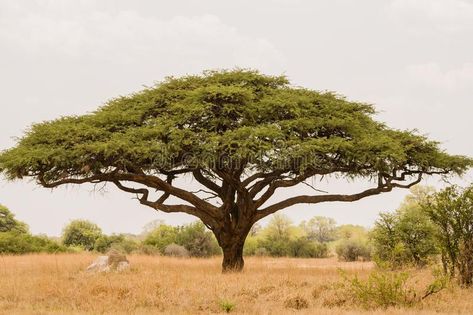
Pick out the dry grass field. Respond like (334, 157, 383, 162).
(0, 254, 472, 314)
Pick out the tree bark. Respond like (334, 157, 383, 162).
(221, 241, 245, 273)
(215, 225, 250, 273)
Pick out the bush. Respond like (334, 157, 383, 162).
(133, 244, 160, 256)
(243, 235, 259, 256)
(175, 222, 220, 257)
(300, 216, 337, 243)
(144, 221, 220, 257)
(94, 234, 138, 254)
(0, 231, 68, 254)
(341, 271, 417, 309)
(336, 239, 371, 262)
(62, 220, 102, 250)
(164, 243, 189, 257)
(143, 224, 179, 253)
(422, 185, 473, 286)
(0, 205, 28, 233)
(288, 237, 328, 258)
(371, 188, 438, 268)
(219, 299, 236, 313)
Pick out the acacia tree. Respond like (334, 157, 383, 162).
(0, 70, 470, 272)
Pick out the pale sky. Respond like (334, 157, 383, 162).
(0, 0, 472, 236)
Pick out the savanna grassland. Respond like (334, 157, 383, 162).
(0, 254, 472, 315)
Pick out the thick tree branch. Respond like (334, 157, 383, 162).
(255, 172, 423, 221)
(112, 180, 219, 227)
(37, 170, 221, 219)
(192, 169, 222, 196)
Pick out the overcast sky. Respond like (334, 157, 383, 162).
(1, 0, 472, 236)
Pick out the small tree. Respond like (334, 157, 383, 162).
(176, 221, 220, 257)
(0, 205, 28, 234)
(258, 213, 294, 256)
(336, 238, 371, 261)
(94, 234, 138, 254)
(0, 70, 470, 272)
(371, 189, 437, 268)
(143, 224, 179, 253)
(422, 185, 473, 286)
(300, 216, 336, 243)
(62, 220, 102, 250)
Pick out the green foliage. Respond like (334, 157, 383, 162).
(256, 214, 328, 258)
(143, 224, 179, 252)
(341, 270, 417, 309)
(144, 221, 219, 257)
(0, 231, 68, 254)
(175, 221, 220, 257)
(0, 70, 469, 270)
(218, 299, 236, 313)
(300, 216, 337, 243)
(371, 187, 438, 268)
(336, 224, 367, 240)
(62, 220, 103, 250)
(256, 213, 293, 256)
(0, 205, 67, 254)
(0, 69, 469, 188)
(94, 234, 138, 254)
(422, 185, 473, 287)
(0, 205, 28, 233)
(243, 235, 259, 256)
(336, 239, 371, 262)
(287, 237, 329, 258)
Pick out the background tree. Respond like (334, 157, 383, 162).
(143, 224, 179, 253)
(258, 213, 294, 256)
(371, 187, 437, 268)
(62, 220, 103, 250)
(0, 204, 28, 233)
(0, 205, 67, 254)
(0, 69, 470, 272)
(300, 216, 336, 243)
(175, 221, 220, 257)
(422, 185, 473, 287)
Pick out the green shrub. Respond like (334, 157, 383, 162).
(143, 224, 178, 252)
(371, 187, 438, 268)
(94, 234, 138, 254)
(175, 222, 220, 257)
(341, 271, 417, 309)
(422, 185, 473, 286)
(341, 269, 448, 309)
(243, 235, 259, 256)
(0, 205, 28, 233)
(218, 299, 236, 313)
(336, 239, 371, 261)
(62, 220, 102, 250)
(144, 221, 220, 257)
(133, 244, 160, 255)
(288, 237, 328, 258)
(0, 231, 68, 254)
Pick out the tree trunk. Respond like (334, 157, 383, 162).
(221, 240, 245, 273)
(215, 226, 250, 273)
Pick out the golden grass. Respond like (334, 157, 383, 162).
(0, 254, 472, 314)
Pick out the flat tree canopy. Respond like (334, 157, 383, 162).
(0, 69, 471, 271)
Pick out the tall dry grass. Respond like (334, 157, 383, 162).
(0, 253, 471, 314)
